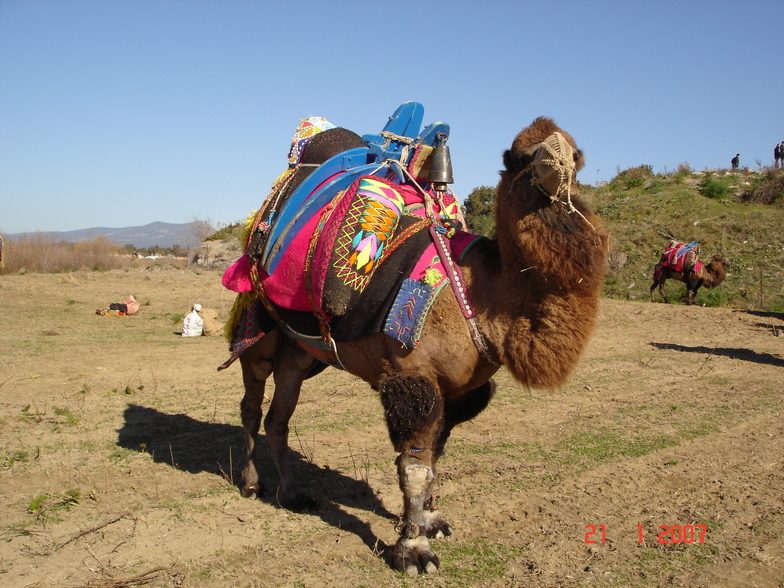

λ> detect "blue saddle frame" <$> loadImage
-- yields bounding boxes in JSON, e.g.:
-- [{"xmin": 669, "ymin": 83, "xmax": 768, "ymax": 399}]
[{"xmin": 261, "ymin": 102, "xmax": 450, "ymax": 275}]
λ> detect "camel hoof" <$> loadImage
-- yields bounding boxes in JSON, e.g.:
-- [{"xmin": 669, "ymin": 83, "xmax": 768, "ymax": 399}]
[
  {"xmin": 241, "ymin": 484, "xmax": 262, "ymax": 499},
  {"xmin": 392, "ymin": 536, "xmax": 440, "ymax": 576},
  {"xmin": 424, "ymin": 510, "xmax": 452, "ymax": 539}
]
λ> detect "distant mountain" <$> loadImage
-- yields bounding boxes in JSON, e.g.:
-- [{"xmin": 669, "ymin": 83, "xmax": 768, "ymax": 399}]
[{"xmin": 5, "ymin": 221, "xmax": 211, "ymax": 249}]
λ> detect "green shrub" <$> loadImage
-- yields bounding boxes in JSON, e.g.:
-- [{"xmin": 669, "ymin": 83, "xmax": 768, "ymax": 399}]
[
  {"xmin": 206, "ymin": 222, "xmax": 246, "ymax": 242},
  {"xmin": 611, "ymin": 165, "xmax": 654, "ymax": 191},
  {"xmin": 699, "ymin": 174, "xmax": 732, "ymax": 199}
]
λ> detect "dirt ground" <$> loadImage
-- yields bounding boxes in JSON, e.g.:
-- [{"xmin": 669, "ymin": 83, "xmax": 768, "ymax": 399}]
[{"xmin": 1, "ymin": 268, "xmax": 782, "ymax": 588}]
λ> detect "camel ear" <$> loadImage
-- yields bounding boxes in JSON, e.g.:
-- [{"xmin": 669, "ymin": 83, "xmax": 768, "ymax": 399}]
[{"xmin": 573, "ymin": 148, "xmax": 585, "ymax": 172}]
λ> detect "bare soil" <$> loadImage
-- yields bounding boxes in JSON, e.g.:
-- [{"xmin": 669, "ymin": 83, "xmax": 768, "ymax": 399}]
[{"xmin": 1, "ymin": 268, "xmax": 783, "ymax": 588}]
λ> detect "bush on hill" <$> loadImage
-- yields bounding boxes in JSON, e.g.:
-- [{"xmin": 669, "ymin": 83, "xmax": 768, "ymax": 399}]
[
  {"xmin": 205, "ymin": 221, "xmax": 246, "ymax": 243},
  {"xmin": 740, "ymin": 169, "xmax": 784, "ymax": 205},
  {"xmin": 610, "ymin": 165, "xmax": 654, "ymax": 190},
  {"xmin": 699, "ymin": 172, "xmax": 733, "ymax": 199}
]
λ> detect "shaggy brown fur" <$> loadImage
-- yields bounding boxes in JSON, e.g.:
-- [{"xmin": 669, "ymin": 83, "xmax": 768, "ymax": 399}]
[
  {"xmin": 235, "ymin": 116, "xmax": 609, "ymax": 575},
  {"xmin": 379, "ymin": 373, "xmax": 444, "ymax": 453},
  {"xmin": 650, "ymin": 255, "xmax": 728, "ymax": 305}
]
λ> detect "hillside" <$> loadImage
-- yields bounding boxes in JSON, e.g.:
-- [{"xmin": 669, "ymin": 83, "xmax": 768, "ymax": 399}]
[{"xmin": 579, "ymin": 168, "xmax": 784, "ymax": 312}]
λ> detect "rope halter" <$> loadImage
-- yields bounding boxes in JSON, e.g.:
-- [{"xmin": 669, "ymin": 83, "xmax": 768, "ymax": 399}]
[{"xmin": 511, "ymin": 131, "xmax": 595, "ymax": 230}]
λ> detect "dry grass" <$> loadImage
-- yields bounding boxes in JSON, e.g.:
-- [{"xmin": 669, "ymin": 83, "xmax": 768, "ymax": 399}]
[
  {"xmin": 0, "ymin": 235, "xmax": 190, "ymax": 274},
  {"xmin": 741, "ymin": 168, "xmax": 784, "ymax": 204},
  {"xmin": 1, "ymin": 235, "xmax": 128, "ymax": 273}
]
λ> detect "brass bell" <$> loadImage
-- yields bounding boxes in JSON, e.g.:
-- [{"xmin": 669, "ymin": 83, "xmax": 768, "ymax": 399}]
[{"xmin": 428, "ymin": 132, "xmax": 454, "ymax": 191}]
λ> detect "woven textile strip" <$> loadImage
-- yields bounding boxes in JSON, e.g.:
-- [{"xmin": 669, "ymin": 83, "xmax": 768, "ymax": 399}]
[{"xmin": 217, "ymin": 297, "xmax": 269, "ymax": 370}]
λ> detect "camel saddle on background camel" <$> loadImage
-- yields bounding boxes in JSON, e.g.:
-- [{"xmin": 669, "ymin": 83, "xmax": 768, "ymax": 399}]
[
  {"xmin": 220, "ymin": 103, "xmax": 487, "ymax": 370},
  {"xmin": 654, "ymin": 240, "xmax": 703, "ymax": 279}
]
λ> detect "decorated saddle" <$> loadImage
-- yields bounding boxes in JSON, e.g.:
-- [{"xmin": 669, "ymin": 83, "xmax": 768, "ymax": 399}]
[
  {"xmin": 220, "ymin": 103, "xmax": 487, "ymax": 370},
  {"xmin": 654, "ymin": 240, "xmax": 703, "ymax": 278}
]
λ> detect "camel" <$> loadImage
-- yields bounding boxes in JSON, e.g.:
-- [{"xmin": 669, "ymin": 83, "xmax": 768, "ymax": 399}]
[
  {"xmin": 650, "ymin": 250, "xmax": 728, "ymax": 305},
  {"xmin": 230, "ymin": 116, "xmax": 609, "ymax": 575}
]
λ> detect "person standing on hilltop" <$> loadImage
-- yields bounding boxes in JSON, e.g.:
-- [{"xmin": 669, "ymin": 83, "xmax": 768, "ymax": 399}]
[
  {"xmin": 775, "ymin": 143, "xmax": 781, "ymax": 169},
  {"xmin": 777, "ymin": 142, "xmax": 784, "ymax": 169},
  {"xmin": 731, "ymin": 154, "xmax": 740, "ymax": 169}
]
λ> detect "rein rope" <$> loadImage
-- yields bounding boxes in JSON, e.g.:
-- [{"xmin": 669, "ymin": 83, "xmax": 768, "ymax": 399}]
[{"xmin": 387, "ymin": 158, "xmax": 499, "ymax": 365}]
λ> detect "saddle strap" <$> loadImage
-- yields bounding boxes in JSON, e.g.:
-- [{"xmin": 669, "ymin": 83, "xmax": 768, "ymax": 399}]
[{"xmin": 429, "ymin": 225, "xmax": 498, "ymax": 364}]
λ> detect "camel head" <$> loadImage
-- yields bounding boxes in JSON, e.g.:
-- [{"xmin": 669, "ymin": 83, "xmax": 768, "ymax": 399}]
[
  {"xmin": 492, "ymin": 116, "xmax": 608, "ymax": 292},
  {"xmin": 705, "ymin": 255, "xmax": 728, "ymax": 287},
  {"xmin": 497, "ymin": 117, "xmax": 592, "ymax": 230},
  {"xmin": 507, "ymin": 116, "xmax": 585, "ymax": 174}
]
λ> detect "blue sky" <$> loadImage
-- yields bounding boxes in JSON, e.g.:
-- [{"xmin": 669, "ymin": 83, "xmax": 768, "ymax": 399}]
[{"xmin": 1, "ymin": 0, "xmax": 782, "ymax": 234}]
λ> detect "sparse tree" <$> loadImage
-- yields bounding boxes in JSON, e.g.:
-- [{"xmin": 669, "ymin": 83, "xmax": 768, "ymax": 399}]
[
  {"xmin": 462, "ymin": 185, "xmax": 497, "ymax": 237},
  {"xmin": 192, "ymin": 218, "xmax": 214, "ymax": 245}
]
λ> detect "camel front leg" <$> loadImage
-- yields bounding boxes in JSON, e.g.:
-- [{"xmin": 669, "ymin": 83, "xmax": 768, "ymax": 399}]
[
  {"xmin": 264, "ymin": 337, "xmax": 319, "ymax": 512},
  {"xmin": 686, "ymin": 276, "xmax": 702, "ymax": 305},
  {"xmin": 239, "ymin": 329, "xmax": 280, "ymax": 498},
  {"xmin": 380, "ymin": 373, "xmax": 447, "ymax": 576}
]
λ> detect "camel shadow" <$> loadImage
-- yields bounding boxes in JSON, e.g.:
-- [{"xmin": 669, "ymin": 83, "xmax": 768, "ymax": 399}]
[
  {"xmin": 117, "ymin": 405, "xmax": 396, "ymax": 558},
  {"xmin": 649, "ymin": 342, "xmax": 784, "ymax": 367},
  {"xmin": 737, "ymin": 309, "xmax": 784, "ymax": 320},
  {"xmin": 733, "ymin": 309, "xmax": 784, "ymax": 333}
]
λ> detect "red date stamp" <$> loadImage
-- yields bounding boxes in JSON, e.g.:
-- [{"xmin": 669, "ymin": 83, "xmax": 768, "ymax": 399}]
[{"xmin": 585, "ymin": 524, "xmax": 707, "ymax": 544}]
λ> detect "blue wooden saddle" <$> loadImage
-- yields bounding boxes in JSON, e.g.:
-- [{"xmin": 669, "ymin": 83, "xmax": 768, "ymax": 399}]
[{"xmin": 259, "ymin": 102, "xmax": 450, "ymax": 275}]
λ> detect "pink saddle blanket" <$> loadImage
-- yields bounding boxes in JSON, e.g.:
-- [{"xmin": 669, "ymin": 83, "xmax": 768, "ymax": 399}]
[
  {"xmin": 657, "ymin": 240, "xmax": 703, "ymax": 274},
  {"xmin": 223, "ymin": 175, "xmax": 476, "ymax": 322}
]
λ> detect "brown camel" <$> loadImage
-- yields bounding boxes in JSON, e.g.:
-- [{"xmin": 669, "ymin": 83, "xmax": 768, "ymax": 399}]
[
  {"xmin": 232, "ymin": 117, "xmax": 609, "ymax": 575},
  {"xmin": 650, "ymin": 254, "xmax": 728, "ymax": 305}
]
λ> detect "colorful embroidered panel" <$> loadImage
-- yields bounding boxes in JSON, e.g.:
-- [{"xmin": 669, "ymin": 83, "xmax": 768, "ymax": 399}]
[{"xmin": 335, "ymin": 178, "xmax": 406, "ymax": 288}]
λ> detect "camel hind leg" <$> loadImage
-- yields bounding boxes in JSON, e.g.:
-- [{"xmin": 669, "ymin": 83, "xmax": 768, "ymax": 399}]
[
  {"xmin": 650, "ymin": 272, "xmax": 667, "ymax": 303},
  {"xmin": 239, "ymin": 328, "xmax": 281, "ymax": 498},
  {"xmin": 437, "ymin": 380, "xmax": 495, "ymax": 457},
  {"xmin": 263, "ymin": 336, "xmax": 320, "ymax": 512}
]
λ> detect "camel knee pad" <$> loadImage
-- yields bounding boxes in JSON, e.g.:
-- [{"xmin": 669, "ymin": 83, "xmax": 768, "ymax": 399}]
[{"xmin": 403, "ymin": 464, "xmax": 434, "ymax": 496}]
